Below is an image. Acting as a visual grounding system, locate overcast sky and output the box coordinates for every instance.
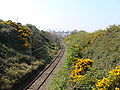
[0,0,120,32]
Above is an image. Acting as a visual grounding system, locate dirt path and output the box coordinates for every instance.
[39,44,67,90]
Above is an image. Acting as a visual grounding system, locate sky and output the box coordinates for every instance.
[0,0,120,32]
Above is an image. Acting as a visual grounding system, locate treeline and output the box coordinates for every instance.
[49,25,120,90]
[0,20,60,90]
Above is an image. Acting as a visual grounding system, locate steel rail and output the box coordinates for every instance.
[23,44,65,90]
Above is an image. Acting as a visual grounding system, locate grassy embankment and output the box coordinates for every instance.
[49,25,120,90]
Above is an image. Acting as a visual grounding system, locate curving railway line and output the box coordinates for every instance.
[23,44,65,90]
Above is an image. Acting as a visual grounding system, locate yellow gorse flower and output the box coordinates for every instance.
[115,87,120,90]
[96,78,112,88]
[96,65,120,90]
[18,29,23,32]
[109,66,120,76]
[63,35,72,42]
[3,21,33,49]
[69,58,94,83]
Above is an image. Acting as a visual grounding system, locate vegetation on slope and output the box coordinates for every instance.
[49,25,120,90]
[0,20,60,90]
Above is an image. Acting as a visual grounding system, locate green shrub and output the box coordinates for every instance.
[50,25,120,89]
[0,20,60,90]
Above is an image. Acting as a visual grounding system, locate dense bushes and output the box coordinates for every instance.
[50,25,120,89]
[69,58,94,89]
[72,25,120,89]
[96,66,120,89]
[0,20,60,90]
[0,44,44,89]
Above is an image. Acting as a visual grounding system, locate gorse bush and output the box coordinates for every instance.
[96,66,120,90]
[0,19,60,90]
[63,35,72,42]
[3,21,32,49]
[0,21,32,51]
[87,32,103,46]
[0,41,44,89]
[69,58,94,86]
[50,25,120,90]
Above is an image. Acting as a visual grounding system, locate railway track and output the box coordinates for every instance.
[24,44,65,90]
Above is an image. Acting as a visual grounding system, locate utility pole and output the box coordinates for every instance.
[29,34,32,64]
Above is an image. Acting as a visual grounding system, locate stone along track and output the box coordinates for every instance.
[24,44,65,90]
